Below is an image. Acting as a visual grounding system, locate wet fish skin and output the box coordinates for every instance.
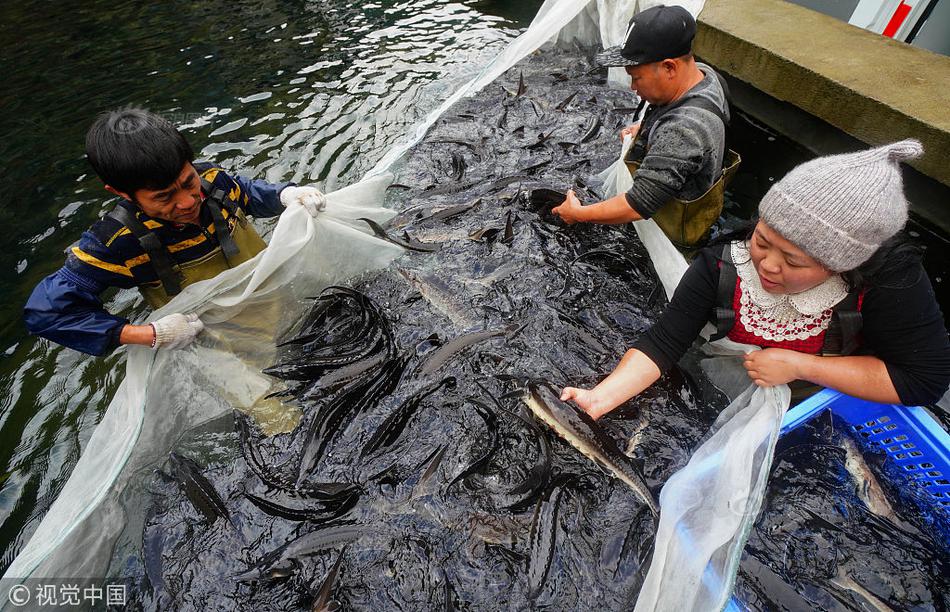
[830,569,895,612]
[358,217,440,252]
[526,476,572,599]
[841,435,897,521]
[524,383,658,515]
[450,152,466,181]
[245,488,360,523]
[516,71,527,97]
[555,91,577,111]
[234,525,363,583]
[419,327,511,375]
[502,211,514,244]
[426,198,480,222]
[168,453,232,525]
[520,158,552,175]
[297,355,407,486]
[448,398,499,489]
[579,115,602,143]
[474,382,552,510]
[311,552,345,612]
[361,377,455,457]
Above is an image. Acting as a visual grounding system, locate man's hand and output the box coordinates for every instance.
[150,313,205,350]
[743,348,810,387]
[280,185,326,217]
[619,122,641,142]
[551,189,586,225]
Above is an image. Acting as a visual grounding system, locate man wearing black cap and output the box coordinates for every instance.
[553,5,737,247]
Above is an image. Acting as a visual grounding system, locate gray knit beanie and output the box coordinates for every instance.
[759,139,923,272]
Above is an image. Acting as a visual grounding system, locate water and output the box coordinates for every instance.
[2,0,948,604]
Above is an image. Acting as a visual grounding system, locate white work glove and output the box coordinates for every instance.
[280,185,326,217]
[151,313,204,350]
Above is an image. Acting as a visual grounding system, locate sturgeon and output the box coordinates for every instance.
[234,525,362,583]
[168,453,233,525]
[311,552,345,612]
[524,383,658,515]
[841,435,898,521]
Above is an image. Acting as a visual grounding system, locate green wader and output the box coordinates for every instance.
[138,207,267,309]
[624,148,741,248]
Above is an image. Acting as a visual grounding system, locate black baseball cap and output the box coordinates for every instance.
[595,5,697,68]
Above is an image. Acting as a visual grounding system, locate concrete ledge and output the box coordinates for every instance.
[694,0,950,188]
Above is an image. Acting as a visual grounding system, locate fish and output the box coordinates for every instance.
[398,268,477,328]
[450,152,466,181]
[246,488,360,523]
[579,115,602,143]
[419,327,512,375]
[448,398,499,488]
[502,211,514,244]
[167,453,233,525]
[830,568,894,612]
[526,131,553,150]
[516,71,527,97]
[311,552,345,612]
[358,217,440,252]
[555,91,577,111]
[474,383,552,511]
[526,476,573,599]
[411,444,450,499]
[297,355,406,485]
[524,383,658,514]
[234,525,363,583]
[841,435,898,521]
[426,198,480,222]
[468,227,500,243]
[520,158,552,175]
[361,377,455,457]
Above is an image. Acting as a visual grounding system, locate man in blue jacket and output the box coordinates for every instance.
[25,108,325,356]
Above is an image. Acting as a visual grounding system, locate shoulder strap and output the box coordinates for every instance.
[825,289,863,355]
[200,177,241,264]
[107,206,182,296]
[710,244,738,341]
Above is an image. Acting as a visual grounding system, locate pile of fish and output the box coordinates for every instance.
[115,47,949,610]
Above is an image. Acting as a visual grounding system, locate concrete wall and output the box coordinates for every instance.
[693,0,950,192]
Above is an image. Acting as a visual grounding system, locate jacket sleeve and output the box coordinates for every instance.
[632,249,720,371]
[860,262,950,406]
[24,266,128,356]
[234,175,294,219]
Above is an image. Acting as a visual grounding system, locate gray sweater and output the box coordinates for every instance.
[625,63,729,218]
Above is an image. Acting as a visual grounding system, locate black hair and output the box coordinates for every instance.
[84,107,194,195]
[708,218,923,291]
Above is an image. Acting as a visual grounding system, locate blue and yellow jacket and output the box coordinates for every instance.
[24,163,290,356]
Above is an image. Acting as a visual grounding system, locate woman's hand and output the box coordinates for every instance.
[742,348,810,387]
[560,387,608,420]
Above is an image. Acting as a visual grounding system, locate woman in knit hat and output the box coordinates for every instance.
[562,139,950,418]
